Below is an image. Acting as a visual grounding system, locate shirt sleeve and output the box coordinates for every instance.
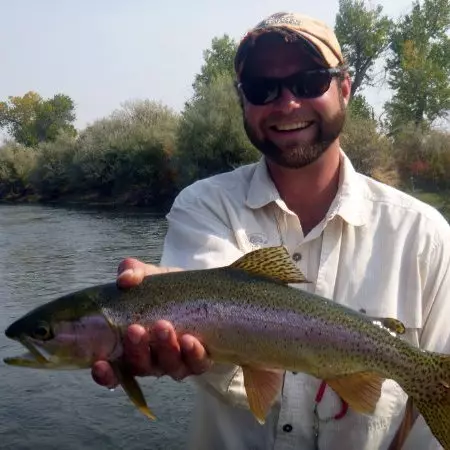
[402,215,450,450]
[160,183,244,269]
[159,185,251,410]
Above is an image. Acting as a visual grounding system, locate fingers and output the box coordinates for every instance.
[92,360,119,388]
[116,258,183,289]
[122,321,212,381]
[116,258,157,289]
[123,324,159,377]
[180,334,212,375]
[150,320,186,380]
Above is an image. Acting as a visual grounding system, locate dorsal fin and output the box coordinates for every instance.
[229,246,310,284]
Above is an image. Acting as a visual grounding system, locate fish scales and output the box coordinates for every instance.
[99,268,435,383]
[4,246,450,449]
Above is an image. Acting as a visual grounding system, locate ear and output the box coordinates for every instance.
[340,73,352,107]
[234,79,245,109]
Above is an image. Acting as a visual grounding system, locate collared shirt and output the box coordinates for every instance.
[160,151,450,450]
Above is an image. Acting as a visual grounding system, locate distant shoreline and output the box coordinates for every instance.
[2,188,449,220]
[0,192,173,213]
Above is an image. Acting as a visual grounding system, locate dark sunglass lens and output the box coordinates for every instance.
[241,78,279,105]
[292,71,332,98]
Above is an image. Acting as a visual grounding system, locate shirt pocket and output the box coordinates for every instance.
[319,379,409,450]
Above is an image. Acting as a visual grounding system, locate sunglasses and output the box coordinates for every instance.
[237,68,343,106]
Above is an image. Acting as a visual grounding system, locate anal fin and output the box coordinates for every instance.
[242,366,284,424]
[111,362,156,420]
[326,372,384,414]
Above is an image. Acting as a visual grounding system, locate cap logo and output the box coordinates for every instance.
[258,12,302,28]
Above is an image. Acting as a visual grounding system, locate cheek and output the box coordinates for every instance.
[53,317,120,361]
[311,92,343,120]
[244,103,266,130]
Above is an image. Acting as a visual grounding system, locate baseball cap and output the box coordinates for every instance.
[234,12,345,76]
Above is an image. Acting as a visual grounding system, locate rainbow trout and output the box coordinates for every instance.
[4,246,450,448]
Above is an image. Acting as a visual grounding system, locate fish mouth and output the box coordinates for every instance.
[3,335,50,367]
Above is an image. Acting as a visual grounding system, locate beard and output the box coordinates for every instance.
[244,107,347,169]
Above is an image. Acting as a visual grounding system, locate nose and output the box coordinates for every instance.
[275,87,302,113]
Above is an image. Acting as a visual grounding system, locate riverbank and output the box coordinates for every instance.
[2,188,449,222]
[0,190,175,212]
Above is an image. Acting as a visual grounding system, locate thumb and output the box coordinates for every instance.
[116,258,156,288]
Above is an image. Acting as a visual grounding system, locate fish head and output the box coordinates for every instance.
[4,286,122,370]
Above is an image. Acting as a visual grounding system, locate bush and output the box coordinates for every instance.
[341,115,399,187]
[393,124,450,190]
[73,100,179,205]
[0,141,38,199]
[175,73,260,188]
[30,131,78,199]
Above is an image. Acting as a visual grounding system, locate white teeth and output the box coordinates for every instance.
[275,122,310,131]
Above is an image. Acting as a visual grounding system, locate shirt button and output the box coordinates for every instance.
[282,424,293,433]
[292,252,302,262]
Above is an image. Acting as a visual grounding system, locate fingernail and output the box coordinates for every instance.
[95,364,107,378]
[181,337,194,352]
[119,269,134,278]
[157,328,169,341]
[129,331,142,345]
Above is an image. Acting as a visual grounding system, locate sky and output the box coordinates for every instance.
[0,0,415,136]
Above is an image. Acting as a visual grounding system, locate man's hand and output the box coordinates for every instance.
[91,258,212,388]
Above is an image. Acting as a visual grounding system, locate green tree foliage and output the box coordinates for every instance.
[347,94,375,120]
[0,91,76,146]
[341,113,399,187]
[190,35,238,102]
[73,100,179,205]
[385,0,450,131]
[335,0,394,99]
[0,141,38,199]
[176,73,259,188]
[30,131,78,199]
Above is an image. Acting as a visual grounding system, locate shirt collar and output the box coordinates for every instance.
[245,151,369,227]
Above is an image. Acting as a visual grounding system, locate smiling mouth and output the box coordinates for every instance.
[271,121,313,132]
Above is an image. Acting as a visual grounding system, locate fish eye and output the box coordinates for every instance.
[31,322,53,341]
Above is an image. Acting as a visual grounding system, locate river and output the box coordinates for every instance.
[0,204,196,450]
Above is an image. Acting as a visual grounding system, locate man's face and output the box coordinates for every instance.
[239,36,350,169]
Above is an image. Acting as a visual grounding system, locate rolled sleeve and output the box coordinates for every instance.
[402,216,450,450]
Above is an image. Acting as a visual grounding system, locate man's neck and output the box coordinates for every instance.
[266,145,341,236]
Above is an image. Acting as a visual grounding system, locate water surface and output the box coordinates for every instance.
[0,204,196,450]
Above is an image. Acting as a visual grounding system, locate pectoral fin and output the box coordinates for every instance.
[326,372,384,414]
[111,362,156,420]
[242,366,284,424]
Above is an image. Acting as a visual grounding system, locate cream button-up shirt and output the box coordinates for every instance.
[160,152,450,450]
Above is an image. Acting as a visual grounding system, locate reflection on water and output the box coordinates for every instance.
[0,204,196,450]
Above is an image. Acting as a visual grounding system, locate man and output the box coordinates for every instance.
[92,12,450,450]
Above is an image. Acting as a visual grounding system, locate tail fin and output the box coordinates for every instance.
[412,355,450,450]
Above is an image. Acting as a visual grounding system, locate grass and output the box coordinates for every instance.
[409,189,450,221]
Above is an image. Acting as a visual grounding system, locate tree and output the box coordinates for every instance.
[348,94,375,121]
[176,73,259,188]
[190,35,238,102]
[0,91,77,146]
[385,0,450,132]
[335,0,394,99]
